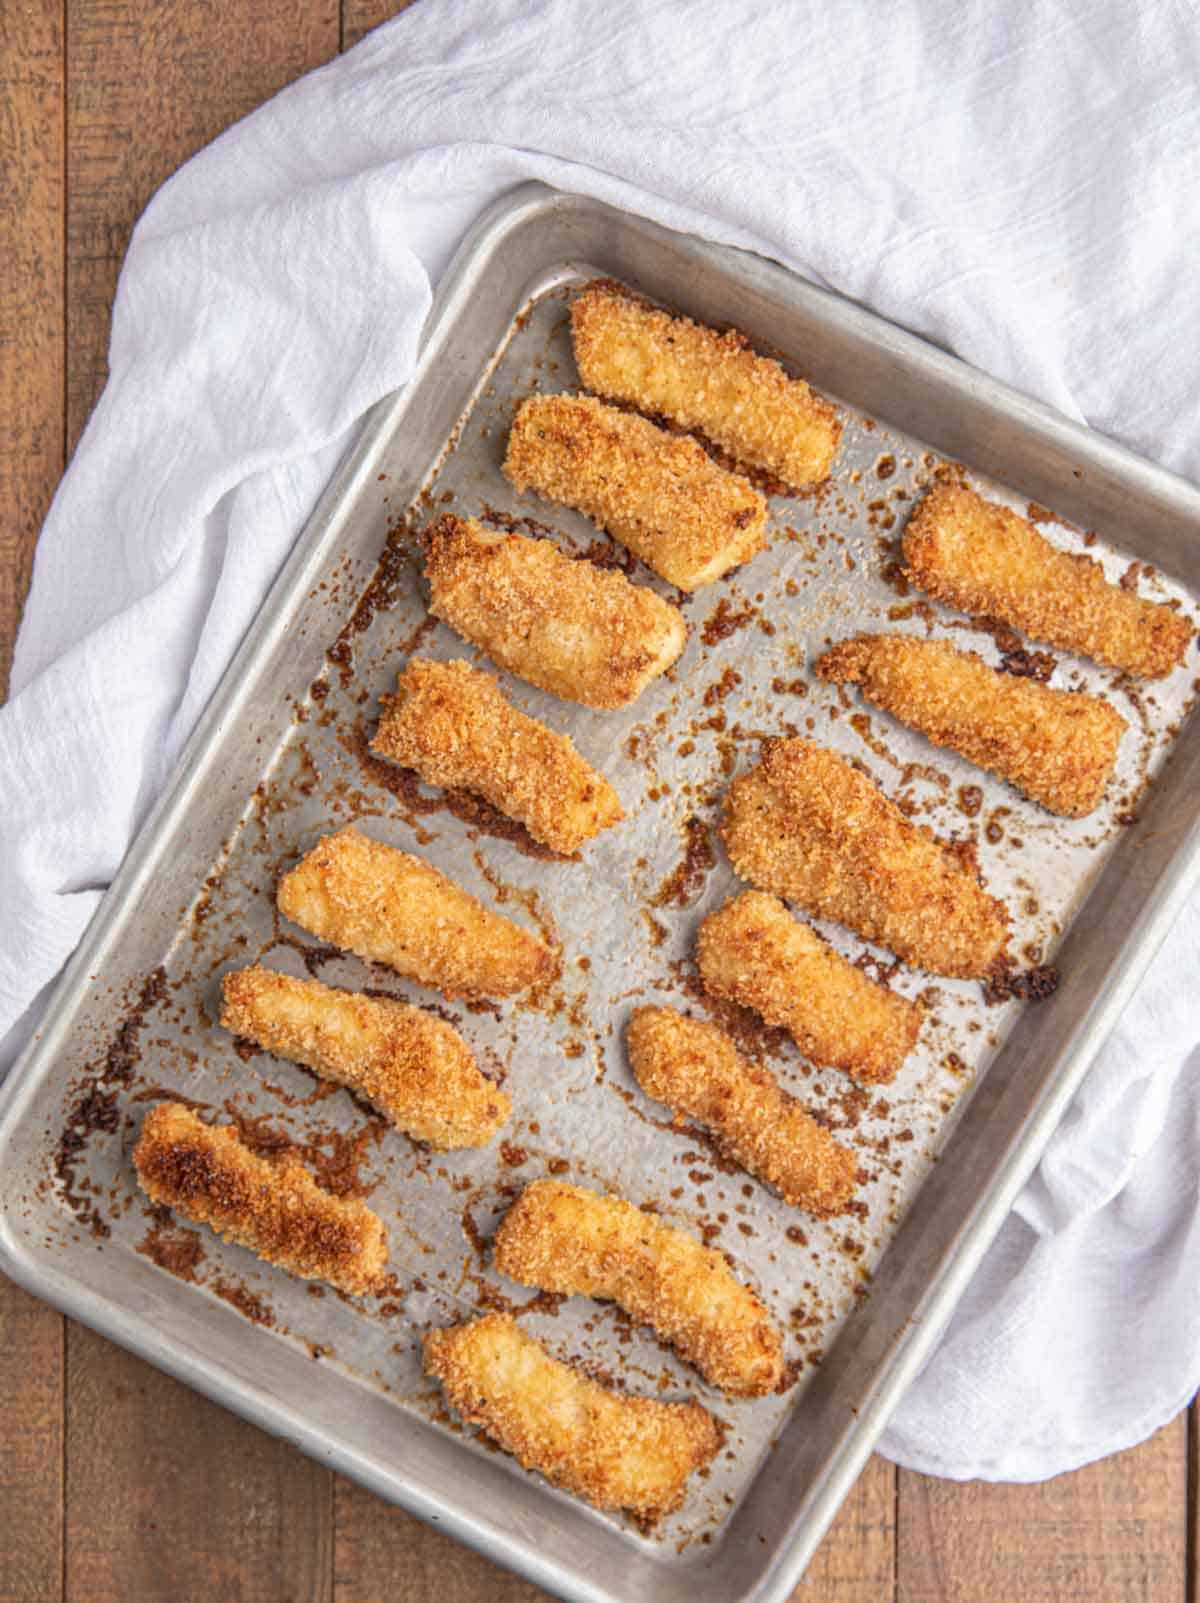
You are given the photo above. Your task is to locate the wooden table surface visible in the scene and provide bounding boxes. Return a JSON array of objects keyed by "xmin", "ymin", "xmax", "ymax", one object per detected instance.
[{"xmin": 0, "ymin": 4, "xmax": 1193, "ymax": 1599}]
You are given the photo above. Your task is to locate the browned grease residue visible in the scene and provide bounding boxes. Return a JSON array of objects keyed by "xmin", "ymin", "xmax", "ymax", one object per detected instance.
[
  {"xmin": 652, "ymin": 817, "xmax": 717, "ymax": 908},
  {"xmin": 701, "ymin": 597, "xmax": 755, "ymax": 646}
]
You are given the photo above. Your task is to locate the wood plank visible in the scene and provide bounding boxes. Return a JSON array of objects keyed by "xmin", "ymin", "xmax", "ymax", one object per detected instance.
[
  {"xmin": 0, "ymin": 1278, "xmax": 64, "ymax": 1603},
  {"xmin": 341, "ymin": 0, "xmax": 416, "ymax": 53},
  {"xmin": 0, "ymin": 3, "xmax": 68, "ymax": 1590},
  {"xmin": 896, "ymin": 1412, "xmax": 1188, "ymax": 1603},
  {"xmin": 333, "ymin": 1455, "xmax": 894, "ymax": 1602},
  {"xmin": 62, "ymin": 5, "xmax": 341, "ymax": 1600},
  {"xmin": 65, "ymin": 1324, "xmax": 331, "ymax": 1602},
  {"xmin": 0, "ymin": 0, "xmax": 65, "ymax": 692},
  {"xmin": 333, "ymin": 1478, "xmax": 554, "ymax": 1602},
  {"xmin": 795, "ymin": 1456, "xmax": 895, "ymax": 1601}
]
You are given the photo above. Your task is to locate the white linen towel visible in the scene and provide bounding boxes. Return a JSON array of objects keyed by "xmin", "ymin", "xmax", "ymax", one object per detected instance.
[{"xmin": 4, "ymin": 0, "xmax": 1199, "ymax": 1481}]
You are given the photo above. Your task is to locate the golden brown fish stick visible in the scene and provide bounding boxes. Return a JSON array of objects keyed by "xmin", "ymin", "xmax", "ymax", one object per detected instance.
[
  {"xmin": 626, "ymin": 1006, "xmax": 858, "ymax": 1214},
  {"xmin": 371, "ymin": 657, "xmax": 624, "ymax": 856},
  {"xmin": 503, "ymin": 393, "xmax": 768, "ymax": 591},
  {"xmin": 696, "ymin": 893, "xmax": 919, "ymax": 1086},
  {"xmin": 493, "ymin": 1180, "xmax": 783, "ymax": 1397},
  {"xmin": 220, "ymin": 966, "xmax": 510, "ymax": 1150},
  {"xmin": 133, "ymin": 1102, "xmax": 388, "ymax": 1296},
  {"xmin": 424, "ymin": 513, "xmax": 687, "ymax": 709},
  {"xmin": 277, "ymin": 826, "xmax": 554, "ymax": 1000},
  {"xmin": 903, "ymin": 481, "xmax": 1193, "ymax": 680},
  {"xmin": 815, "ymin": 634, "xmax": 1127, "ymax": 818},
  {"xmin": 721, "ymin": 738, "xmax": 1010, "ymax": 978},
  {"xmin": 571, "ymin": 281, "xmax": 842, "ymax": 489},
  {"xmin": 423, "ymin": 1313, "xmax": 723, "ymax": 1521}
]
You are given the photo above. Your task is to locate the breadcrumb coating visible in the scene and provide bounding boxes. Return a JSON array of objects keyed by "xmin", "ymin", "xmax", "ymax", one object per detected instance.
[
  {"xmin": 721, "ymin": 739, "xmax": 1010, "ymax": 979},
  {"xmin": 423, "ymin": 1313, "xmax": 723, "ymax": 1521},
  {"xmin": 370, "ymin": 657, "xmax": 624, "ymax": 856},
  {"xmin": 571, "ymin": 281, "xmax": 841, "ymax": 489},
  {"xmin": 696, "ymin": 893, "xmax": 919, "ymax": 1086},
  {"xmin": 424, "ymin": 512, "xmax": 686, "ymax": 709},
  {"xmin": 815, "ymin": 634, "xmax": 1127, "ymax": 818},
  {"xmin": 133, "ymin": 1102, "xmax": 388, "ymax": 1296},
  {"xmin": 503, "ymin": 393, "xmax": 768, "ymax": 591},
  {"xmin": 626, "ymin": 1006, "xmax": 858, "ymax": 1214},
  {"xmin": 493, "ymin": 1179, "xmax": 784, "ymax": 1397},
  {"xmin": 220, "ymin": 965, "xmax": 510, "ymax": 1150},
  {"xmin": 277, "ymin": 826, "xmax": 554, "ymax": 1000},
  {"xmin": 903, "ymin": 482, "xmax": 1193, "ymax": 680}
]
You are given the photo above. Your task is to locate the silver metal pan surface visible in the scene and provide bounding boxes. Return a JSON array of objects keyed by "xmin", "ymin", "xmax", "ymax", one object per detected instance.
[{"xmin": 2, "ymin": 184, "xmax": 1198, "ymax": 1603}]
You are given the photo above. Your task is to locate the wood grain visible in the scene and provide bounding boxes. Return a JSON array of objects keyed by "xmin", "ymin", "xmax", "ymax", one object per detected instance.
[
  {"xmin": 0, "ymin": 1278, "xmax": 64, "ymax": 1603},
  {"xmin": 65, "ymin": 1325, "xmax": 331, "ymax": 1602},
  {"xmin": 0, "ymin": 0, "xmax": 65, "ymax": 692},
  {"xmin": 333, "ymin": 1479, "xmax": 554, "ymax": 1601},
  {"xmin": 341, "ymin": 0, "xmax": 416, "ymax": 52},
  {"xmin": 796, "ymin": 1456, "xmax": 895, "ymax": 1601},
  {"xmin": 0, "ymin": 1, "xmax": 1195, "ymax": 1600},
  {"xmin": 0, "ymin": 3, "xmax": 67, "ymax": 1595},
  {"xmin": 60, "ymin": 5, "xmax": 340, "ymax": 1600},
  {"xmin": 896, "ymin": 1416, "xmax": 1188, "ymax": 1603}
]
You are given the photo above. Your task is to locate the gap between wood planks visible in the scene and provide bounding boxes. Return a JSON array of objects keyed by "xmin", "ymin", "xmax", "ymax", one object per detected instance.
[{"xmin": 0, "ymin": 2, "xmax": 1193, "ymax": 1600}]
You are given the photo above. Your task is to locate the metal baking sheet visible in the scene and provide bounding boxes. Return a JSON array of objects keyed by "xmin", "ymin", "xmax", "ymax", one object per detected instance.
[{"xmin": 2, "ymin": 184, "xmax": 1199, "ymax": 1603}]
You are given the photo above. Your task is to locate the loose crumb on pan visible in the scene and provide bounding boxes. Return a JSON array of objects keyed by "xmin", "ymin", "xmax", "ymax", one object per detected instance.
[
  {"xmin": 423, "ymin": 1312, "xmax": 723, "ymax": 1522},
  {"xmin": 371, "ymin": 657, "xmax": 624, "ymax": 856},
  {"xmin": 220, "ymin": 965, "xmax": 510, "ymax": 1150},
  {"xmin": 695, "ymin": 892, "xmax": 920, "ymax": 1086},
  {"xmin": 493, "ymin": 1179, "xmax": 784, "ymax": 1397},
  {"xmin": 721, "ymin": 737, "xmax": 1011, "ymax": 979},
  {"xmin": 503, "ymin": 392, "xmax": 768, "ymax": 591},
  {"xmin": 903, "ymin": 481, "xmax": 1193, "ymax": 679},
  {"xmin": 424, "ymin": 512, "xmax": 686, "ymax": 709},
  {"xmin": 626, "ymin": 1005, "xmax": 859, "ymax": 1214},
  {"xmin": 277, "ymin": 825, "xmax": 555, "ymax": 1000},
  {"xmin": 571, "ymin": 279, "xmax": 841, "ymax": 489},
  {"xmin": 132, "ymin": 1102, "xmax": 388, "ymax": 1297},
  {"xmin": 815, "ymin": 633, "xmax": 1127, "ymax": 818}
]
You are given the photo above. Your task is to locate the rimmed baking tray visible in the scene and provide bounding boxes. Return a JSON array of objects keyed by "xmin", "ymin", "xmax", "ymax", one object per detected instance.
[{"xmin": 2, "ymin": 183, "xmax": 1198, "ymax": 1603}]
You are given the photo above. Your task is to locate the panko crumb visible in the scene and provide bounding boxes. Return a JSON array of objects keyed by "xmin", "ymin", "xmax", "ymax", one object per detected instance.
[
  {"xmin": 503, "ymin": 392, "xmax": 768, "ymax": 591},
  {"xmin": 571, "ymin": 279, "xmax": 841, "ymax": 489},
  {"xmin": 493, "ymin": 1179, "xmax": 784, "ymax": 1397},
  {"xmin": 627, "ymin": 1005, "xmax": 859, "ymax": 1213},
  {"xmin": 220, "ymin": 965, "xmax": 510, "ymax": 1150},
  {"xmin": 721, "ymin": 738, "xmax": 1011, "ymax": 979},
  {"xmin": 903, "ymin": 481, "xmax": 1193, "ymax": 680},
  {"xmin": 371, "ymin": 657, "xmax": 624, "ymax": 856},
  {"xmin": 277, "ymin": 825, "xmax": 555, "ymax": 999},
  {"xmin": 816, "ymin": 633, "xmax": 1127, "ymax": 818},
  {"xmin": 133, "ymin": 1102, "xmax": 388, "ymax": 1297},
  {"xmin": 424, "ymin": 1313, "xmax": 723, "ymax": 1521}
]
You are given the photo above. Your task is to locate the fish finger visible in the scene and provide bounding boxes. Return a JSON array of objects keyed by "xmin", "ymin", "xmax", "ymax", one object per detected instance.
[
  {"xmin": 503, "ymin": 392, "xmax": 768, "ymax": 590},
  {"xmin": 815, "ymin": 633, "xmax": 1127, "ymax": 817},
  {"xmin": 903, "ymin": 481, "xmax": 1192, "ymax": 679},
  {"xmin": 626, "ymin": 1006, "xmax": 858, "ymax": 1213},
  {"xmin": 493, "ymin": 1179, "xmax": 784, "ymax": 1397},
  {"xmin": 277, "ymin": 826, "xmax": 555, "ymax": 1000},
  {"xmin": 371, "ymin": 657, "xmax": 624, "ymax": 855},
  {"xmin": 220, "ymin": 965, "xmax": 510, "ymax": 1149},
  {"xmin": 424, "ymin": 512, "xmax": 687, "ymax": 709},
  {"xmin": 133, "ymin": 1102, "xmax": 388, "ymax": 1296},
  {"xmin": 721, "ymin": 738, "xmax": 1010, "ymax": 978},
  {"xmin": 571, "ymin": 280, "xmax": 841, "ymax": 488},
  {"xmin": 423, "ymin": 1313, "xmax": 723, "ymax": 1521},
  {"xmin": 696, "ymin": 892, "xmax": 919, "ymax": 1085}
]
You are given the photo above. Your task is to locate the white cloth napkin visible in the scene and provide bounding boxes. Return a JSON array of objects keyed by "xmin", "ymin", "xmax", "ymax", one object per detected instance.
[{"xmin": 4, "ymin": 0, "xmax": 1198, "ymax": 1482}]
